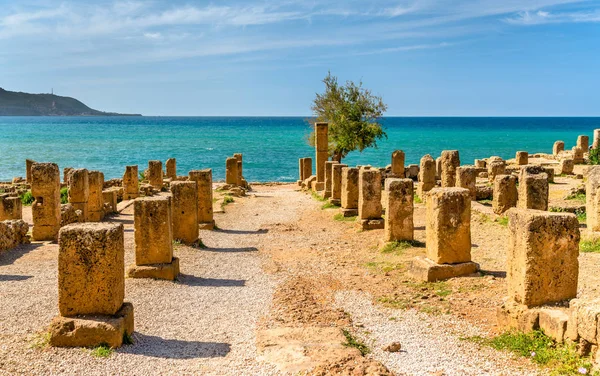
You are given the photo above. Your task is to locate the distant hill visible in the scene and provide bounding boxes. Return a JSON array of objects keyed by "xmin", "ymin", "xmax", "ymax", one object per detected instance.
[{"xmin": 0, "ymin": 88, "xmax": 141, "ymax": 116}]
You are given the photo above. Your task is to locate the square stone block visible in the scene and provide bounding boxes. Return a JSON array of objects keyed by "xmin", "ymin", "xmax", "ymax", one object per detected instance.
[
  {"xmin": 127, "ymin": 257, "xmax": 180, "ymax": 281},
  {"xmin": 341, "ymin": 208, "xmax": 358, "ymax": 217},
  {"xmin": 134, "ymin": 196, "xmax": 173, "ymax": 265},
  {"xmin": 496, "ymin": 298, "xmax": 541, "ymax": 333},
  {"xmin": 359, "ymin": 218, "xmax": 384, "ymax": 231},
  {"xmin": 408, "ymin": 256, "xmax": 478, "ymax": 282},
  {"xmin": 539, "ymin": 308, "xmax": 569, "ymax": 343}
]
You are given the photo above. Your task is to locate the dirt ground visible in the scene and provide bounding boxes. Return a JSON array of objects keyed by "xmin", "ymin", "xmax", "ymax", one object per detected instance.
[{"xmin": 1, "ymin": 164, "xmax": 598, "ymax": 375}]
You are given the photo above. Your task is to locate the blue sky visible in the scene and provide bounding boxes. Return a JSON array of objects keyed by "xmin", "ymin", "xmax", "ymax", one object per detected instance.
[{"xmin": 0, "ymin": 0, "xmax": 599, "ymax": 116}]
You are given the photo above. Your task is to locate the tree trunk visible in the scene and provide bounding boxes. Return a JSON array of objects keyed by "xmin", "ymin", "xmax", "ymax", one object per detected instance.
[{"xmin": 332, "ymin": 151, "xmax": 343, "ymax": 163}]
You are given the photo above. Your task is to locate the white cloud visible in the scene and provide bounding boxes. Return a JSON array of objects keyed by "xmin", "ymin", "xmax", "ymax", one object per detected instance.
[{"xmin": 504, "ymin": 9, "xmax": 600, "ymax": 25}]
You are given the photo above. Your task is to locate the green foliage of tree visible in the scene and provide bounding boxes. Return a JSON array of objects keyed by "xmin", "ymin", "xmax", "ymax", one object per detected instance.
[{"xmin": 308, "ymin": 72, "xmax": 388, "ymax": 161}]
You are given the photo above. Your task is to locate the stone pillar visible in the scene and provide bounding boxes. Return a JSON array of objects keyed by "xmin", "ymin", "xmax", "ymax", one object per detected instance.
[
  {"xmin": 435, "ymin": 157, "xmax": 442, "ymax": 180},
  {"xmin": 50, "ymin": 223, "xmax": 133, "ymax": 348},
  {"xmin": 440, "ymin": 150, "xmax": 460, "ymax": 187},
  {"xmin": 518, "ymin": 166, "xmax": 548, "ymax": 211},
  {"xmin": 506, "ymin": 209, "xmax": 579, "ymax": 307},
  {"xmin": 474, "ymin": 159, "xmax": 486, "ymax": 168},
  {"xmin": 26, "ymin": 159, "xmax": 35, "ymax": 184},
  {"xmin": 406, "ymin": 164, "xmax": 419, "ymax": 180},
  {"xmin": 391, "ymin": 150, "xmax": 405, "ymax": 177},
  {"xmin": 455, "ymin": 166, "xmax": 476, "ymax": 200},
  {"xmin": 572, "ymin": 146, "xmax": 584, "ymax": 164},
  {"xmin": 515, "ymin": 151, "xmax": 528, "ymax": 166},
  {"xmin": 324, "ymin": 161, "xmax": 336, "ymax": 199},
  {"xmin": 189, "ymin": 169, "xmax": 214, "ymax": 230},
  {"xmin": 166, "ymin": 158, "xmax": 176, "ymax": 180},
  {"xmin": 226, "ymin": 157, "xmax": 239, "ymax": 185},
  {"xmin": 63, "ymin": 167, "xmax": 74, "ymax": 185},
  {"xmin": 577, "ymin": 135, "xmax": 589, "ymax": 153},
  {"xmin": 487, "ymin": 157, "xmax": 506, "ymax": 183},
  {"xmin": 330, "ymin": 163, "xmax": 347, "ymax": 206},
  {"xmin": 594, "ymin": 129, "xmax": 600, "ymax": 150},
  {"xmin": 128, "ymin": 196, "xmax": 179, "ymax": 280},
  {"xmin": 553, "ymin": 141, "xmax": 565, "ymax": 156},
  {"xmin": 586, "ymin": 166, "xmax": 600, "ymax": 231},
  {"xmin": 0, "ymin": 195, "xmax": 22, "ymax": 220},
  {"xmin": 358, "ymin": 169, "xmax": 384, "ymax": 230},
  {"xmin": 493, "ymin": 175, "xmax": 517, "ymax": 215},
  {"xmin": 102, "ymin": 189, "xmax": 118, "ymax": 215},
  {"xmin": 560, "ymin": 159, "xmax": 574, "ymax": 175},
  {"xmin": 314, "ymin": 122, "xmax": 328, "ymax": 191},
  {"xmin": 234, "ymin": 153, "xmax": 243, "ymax": 186},
  {"xmin": 543, "ymin": 167, "xmax": 555, "ymax": 184},
  {"xmin": 31, "ymin": 163, "xmax": 61, "ymax": 241},
  {"xmin": 417, "ymin": 154, "xmax": 436, "ymax": 198},
  {"xmin": 384, "ymin": 178, "xmax": 414, "ymax": 242},
  {"xmin": 68, "ymin": 168, "xmax": 89, "ymax": 222},
  {"xmin": 341, "ymin": 167, "xmax": 359, "ymax": 217},
  {"xmin": 171, "ymin": 181, "xmax": 199, "ymax": 245},
  {"xmin": 87, "ymin": 171, "xmax": 105, "ymax": 222},
  {"xmin": 147, "ymin": 160, "xmax": 163, "ymax": 190},
  {"xmin": 409, "ymin": 188, "xmax": 477, "ymax": 281},
  {"xmin": 301, "ymin": 158, "xmax": 312, "ymax": 182},
  {"xmin": 122, "ymin": 165, "xmax": 139, "ymax": 200}
]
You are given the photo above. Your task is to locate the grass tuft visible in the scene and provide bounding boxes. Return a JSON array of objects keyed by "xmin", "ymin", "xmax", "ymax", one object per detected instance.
[
  {"xmin": 381, "ymin": 241, "xmax": 414, "ymax": 255},
  {"xmin": 580, "ymin": 238, "xmax": 600, "ymax": 253},
  {"xmin": 90, "ymin": 343, "xmax": 113, "ymax": 358},
  {"xmin": 497, "ymin": 216, "xmax": 509, "ymax": 226},
  {"xmin": 311, "ymin": 191, "xmax": 327, "ymax": 202},
  {"xmin": 122, "ymin": 332, "xmax": 134, "ymax": 345},
  {"xmin": 341, "ymin": 329, "xmax": 370, "ymax": 356},
  {"xmin": 221, "ymin": 195, "xmax": 235, "ymax": 209},
  {"xmin": 565, "ymin": 192, "xmax": 586, "ymax": 203},
  {"xmin": 333, "ymin": 213, "xmax": 356, "ymax": 222},
  {"xmin": 29, "ymin": 331, "xmax": 51, "ymax": 349},
  {"xmin": 414, "ymin": 195, "xmax": 423, "ymax": 204},
  {"xmin": 20, "ymin": 191, "xmax": 34, "ymax": 206},
  {"xmin": 321, "ymin": 201, "xmax": 340, "ymax": 210},
  {"xmin": 196, "ymin": 239, "xmax": 208, "ymax": 249},
  {"xmin": 477, "ymin": 199, "xmax": 493, "ymax": 206}
]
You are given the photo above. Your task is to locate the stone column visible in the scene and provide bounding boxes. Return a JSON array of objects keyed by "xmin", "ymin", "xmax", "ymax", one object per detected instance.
[
  {"xmin": 341, "ymin": 167, "xmax": 359, "ymax": 217},
  {"xmin": 594, "ymin": 129, "xmax": 600, "ymax": 150},
  {"xmin": 128, "ymin": 196, "xmax": 179, "ymax": 280},
  {"xmin": 487, "ymin": 157, "xmax": 506, "ymax": 183},
  {"xmin": 331, "ymin": 163, "xmax": 347, "ymax": 206},
  {"xmin": 122, "ymin": 165, "xmax": 139, "ymax": 200},
  {"xmin": 358, "ymin": 169, "xmax": 384, "ymax": 230},
  {"xmin": 572, "ymin": 146, "xmax": 584, "ymax": 164},
  {"xmin": 189, "ymin": 169, "xmax": 214, "ymax": 230},
  {"xmin": 147, "ymin": 160, "xmax": 163, "ymax": 189},
  {"xmin": 68, "ymin": 168, "xmax": 89, "ymax": 222},
  {"xmin": 87, "ymin": 171, "xmax": 105, "ymax": 222},
  {"xmin": 456, "ymin": 166, "xmax": 476, "ymax": 200},
  {"xmin": 302, "ymin": 158, "xmax": 313, "ymax": 182},
  {"xmin": 31, "ymin": 163, "xmax": 61, "ymax": 241},
  {"xmin": 0, "ymin": 195, "xmax": 22, "ymax": 220},
  {"xmin": 586, "ymin": 166, "xmax": 600, "ymax": 231},
  {"xmin": 391, "ymin": 150, "xmax": 405, "ymax": 177},
  {"xmin": 515, "ymin": 151, "xmax": 528, "ymax": 166},
  {"xmin": 553, "ymin": 141, "xmax": 565, "ymax": 156},
  {"xmin": 26, "ymin": 159, "xmax": 35, "ymax": 184},
  {"xmin": 226, "ymin": 157, "xmax": 239, "ymax": 185},
  {"xmin": 435, "ymin": 157, "xmax": 442, "ymax": 180},
  {"xmin": 102, "ymin": 188, "xmax": 118, "ymax": 215},
  {"xmin": 234, "ymin": 153, "xmax": 243, "ymax": 186},
  {"xmin": 506, "ymin": 209, "xmax": 579, "ymax": 307},
  {"xmin": 63, "ymin": 167, "xmax": 74, "ymax": 185},
  {"xmin": 409, "ymin": 188, "xmax": 477, "ymax": 281},
  {"xmin": 518, "ymin": 166, "xmax": 549, "ymax": 211},
  {"xmin": 417, "ymin": 154, "xmax": 436, "ymax": 198},
  {"xmin": 314, "ymin": 122, "xmax": 328, "ymax": 191},
  {"xmin": 50, "ymin": 223, "xmax": 133, "ymax": 348},
  {"xmin": 298, "ymin": 158, "xmax": 305, "ymax": 184},
  {"xmin": 384, "ymin": 178, "xmax": 414, "ymax": 242},
  {"xmin": 474, "ymin": 159, "xmax": 486, "ymax": 168},
  {"xmin": 440, "ymin": 150, "xmax": 460, "ymax": 187},
  {"xmin": 560, "ymin": 159, "xmax": 574, "ymax": 175},
  {"xmin": 166, "ymin": 158, "xmax": 176, "ymax": 180},
  {"xmin": 577, "ymin": 135, "xmax": 589, "ymax": 153},
  {"xmin": 493, "ymin": 175, "xmax": 517, "ymax": 215},
  {"xmin": 324, "ymin": 161, "xmax": 336, "ymax": 199},
  {"xmin": 171, "ymin": 181, "xmax": 199, "ymax": 245}
]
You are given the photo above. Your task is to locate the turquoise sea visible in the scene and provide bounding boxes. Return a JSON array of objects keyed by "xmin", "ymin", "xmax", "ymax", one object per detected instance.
[{"xmin": 0, "ymin": 117, "xmax": 598, "ymax": 182}]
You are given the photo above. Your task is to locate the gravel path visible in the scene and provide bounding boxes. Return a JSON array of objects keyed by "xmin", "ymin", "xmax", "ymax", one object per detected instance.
[{"xmin": 335, "ymin": 291, "xmax": 540, "ymax": 376}]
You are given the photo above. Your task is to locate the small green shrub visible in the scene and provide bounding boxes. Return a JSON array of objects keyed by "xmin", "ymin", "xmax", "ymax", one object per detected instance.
[
  {"xmin": 414, "ymin": 195, "xmax": 423, "ymax": 204},
  {"xmin": 341, "ymin": 329, "xmax": 370, "ymax": 356},
  {"xmin": 580, "ymin": 238, "xmax": 600, "ymax": 253},
  {"xmin": 333, "ymin": 213, "xmax": 356, "ymax": 222},
  {"xmin": 497, "ymin": 216, "xmax": 509, "ymax": 226},
  {"xmin": 20, "ymin": 191, "xmax": 34, "ymax": 206},
  {"xmin": 576, "ymin": 209, "xmax": 586, "ymax": 223},
  {"xmin": 221, "ymin": 195, "xmax": 235, "ymax": 208},
  {"xmin": 588, "ymin": 147, "xmax": 600, "ymax": 165},
  {"xmin": 90, "ymin": 343, "xmax": 113, "ymax": 358},
  {"xmin": 60, "ymin": 187, "xmax": 69, "ymax": 204}
]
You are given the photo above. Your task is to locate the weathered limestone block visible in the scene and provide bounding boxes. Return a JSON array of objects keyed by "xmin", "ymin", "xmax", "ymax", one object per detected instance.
[
  {"xmin": 0, "ymin": 195, "xmax": 22, "ymax": 220},
  {"xmin": 68, "ymin": 168, "xmax": 89, "ymax": 221},
  {"xmin": 189, "ymin": 169, "xmax": 214, "ymax": 230},
  {"xmin": 455, "ymin": 166, "xmax": 477, "ymax": 200},
  {"xmin": 324, "ymin": 161, "xmax": 336, "ymax": 199},
  {"xmin": 63, "ymin": 167, "xmax": 74, "ymax": 184},
  {"xmin": 391, "ymin": 150, "xmax": 405, "ymax": 177},
  {"xmin": 518, "ymin": 166, "xmax": 548, "ymax": 211},
  {"xmin": 594, "ymin": 129, "xmax": 600, "ymax": 150},
  {"xmin": 487, "ymin": 159, "xmax": 506, "ymax": 183},
  {"xmin": 417, "ymin": 155, "xmax": 436, "ymax": 198},
  {"xmin": 234, "ymin": 153, "xmax": 244, "ymax": 186},
  {"xmin": 539, "ymin": 309, "xmax": 569, "ymax": 343},
  {"xmin": 577, "ymin": 135, "xmax": 590, "ymax": 153},
  {"xmin": 60, "ymin": 204, "xmax": 81, "ymax": 227},
  {"xmin": 435, "ymin": 157, "xmax": 442, "ymax": 180},
  {"xmin": 122, "ymin": 165, "xmax": 139, "ymax": 200},
  {"xmin": 586, "ymin": 166, "xmax": 600, "ymax": 231},
  {"xmin": 87, "ymin": 171, "xmax": 105, "ymax": 222},
  {"xmin": 553, "ymin": 141, "xmax": 565, "ymax": 156},
  {"xmin": 298, "ymin": 158, "xmax": 306, "ymax": 183},
  {"xmin": 573, "ymin": 146, "xmax": 584, "ymax": 164},
  {"xmin": 102, "ymin": 189, "xmax": 118, "ymax": 215},
  {"xmin": 384, "ymin": 179, "xmax": 413, "ymax": 242},
  {"xmin": 405, "ymin": 165, "xmax": 419, "ymax": 180},
  {"xmin": 0, "ymin": 220, "xmax": 29, "ymax": 252},
  {"xmin": 331, "ymin": 163, "xmax": 347, "ymax": 205},
  {"xmin": 440, "ymin": 150, "xmax": 460, "ymax": 187},
  {"xmin": 569, "ymin": 299, "xmax": 600, "ymax": 344},
  {"xmin": 58, "ymin": 223, "xmax": 124, "ymax": 316},
  {"xmin": 476, "ymin": 185, "xmax": 494, "ymax": 201},
  {"xmin": 515, "ymin": 151, "xmax": 528, "ymax": 166},
  {"xmin": 358, "ymin": 169, "xmax": 383, "ymax": 230},
  {"xmin": 301, "ymin": 158, "xmax": 312, "ymax": 182},
  {"xmin": 474, "ymin": 159, "xmax": 486, "ymax": 168},
  {"xmin": 26, "ymin": 159, "xmax": 35, "ymax": 183},
  {"xmin": 560, "ymin": 159, "xmax": 574, "ymax": 175},
  {"xmin": 497, "ymin": 298, "xmax": 542, "ymax": 333},
  {"xmin": 506, "ymin": 208, "xmax": 579, "ymax": 307},
  {"xmin": 493, "ymin": 175, "xmax": 517, "ymax": 215},
  {"xmin": 315, "ymin": 122, "xmax": 328, "ymax": 190},
  {"xmin": 166, "ymin": 158, "xmax": 176, "ymax": 180},
  {"xmin": 543, "ymin": 167, "xmax": 555, "ymax": 184},
  {"xmin": 341, "ymin": 167, "xmax": 359, "ymax": 217},
  {"xmin": 425, "ymin": 188, "xmax": 471, "ymax": 264},
  {"xmin": 226, "ymin": 157, "xmax": 239, "ymax": 185},
  {"xmin": 147, "ymin": 160, "xmax": 163, "ymax": 190},
  {"xmin": 31, "ymin": 162, "xmax": 61, "ymax": 241},
  {"xmin": 133, "ymin": 196, "xmax": 173, "ymax": 265},
  {"xmin": 409, "ymin": 256, "xmax": 478, "ymax": 283},
  {"xmin": 171, "ymin": 181, "xmax": 199, "ymax": 245}
]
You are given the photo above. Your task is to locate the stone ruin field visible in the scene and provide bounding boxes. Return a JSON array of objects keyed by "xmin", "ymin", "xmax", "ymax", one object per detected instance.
[{"xmin": 1, "ymin": 129, "xmax": 600, "ymax": 375}]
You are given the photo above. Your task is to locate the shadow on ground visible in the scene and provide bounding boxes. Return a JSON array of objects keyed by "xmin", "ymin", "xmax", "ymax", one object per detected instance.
[
  {"xmin": 0, "ymin": 274, "xmax": 33, "ymax": 281},
  {"xmin": 119, "ymin": 333, "xmax": 231, "ymax": 359},
  {"xmin": 177, "ymin": 274, "xmax": 246, "ymax": 287},
  {"xmin": 0, "ymin": 243, "xmax": 44, "ymax": 266}
]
